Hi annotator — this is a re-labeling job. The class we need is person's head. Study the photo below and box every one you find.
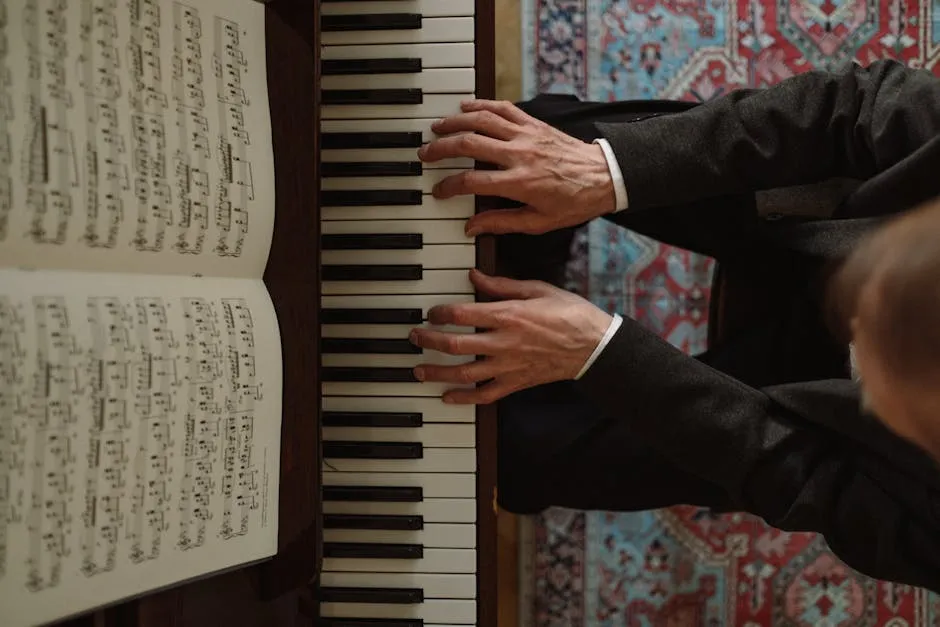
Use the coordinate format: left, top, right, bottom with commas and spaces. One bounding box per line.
827, 196, 940, 459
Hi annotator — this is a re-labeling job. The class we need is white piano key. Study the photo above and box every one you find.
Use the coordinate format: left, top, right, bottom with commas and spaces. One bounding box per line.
321, 195, 476, 221
322, 294, 472, 314
319, 572, 477, 599
323, 351, 471, 368
321, 395, 475, 424
323, 498, 476, 523
322, 448, 476, 473
321, 323, 472, 340
322, 68, 475, 93
322, 93, 471, 120
320, 0, 474, 17
322, 147, 472, 170
322, 42, 475, 69
323, 523, 476, 548
322, 245, 475, 269
321, 170, 465, 194
322, 424, 475, 447
323, 548, 476, 574
322, 218, 470, 243
320, 599, 476, 624
321, 472, 476, 497
322, 269, 473, 295
321, 17, 475, 46
322, 117, 467, 141
323, 380, 468, 397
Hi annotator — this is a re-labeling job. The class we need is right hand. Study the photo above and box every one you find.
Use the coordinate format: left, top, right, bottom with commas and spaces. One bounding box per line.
418, 99, 616, 236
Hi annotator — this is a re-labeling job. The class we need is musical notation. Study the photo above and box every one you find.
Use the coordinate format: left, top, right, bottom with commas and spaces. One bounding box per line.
25, 297, 79, 592
129, 0, 170, 253
80, 297, 132, 577
212, 17, 253, 259
0, 296, 26, 582
22, 0, 79, 246
0, 280, 276, 604
218, 299, 260, 540
81, 0, 127, 250
0, 0, 13, 242
177, 297, 221, 550
173, 3, 210, 255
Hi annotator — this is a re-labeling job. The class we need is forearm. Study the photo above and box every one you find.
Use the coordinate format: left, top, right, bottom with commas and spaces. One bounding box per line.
597, 60, 940, 210
574, 318, 940, 590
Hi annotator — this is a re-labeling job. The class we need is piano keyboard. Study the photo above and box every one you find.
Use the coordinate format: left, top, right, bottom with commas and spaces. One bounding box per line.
317, 0, 484, 623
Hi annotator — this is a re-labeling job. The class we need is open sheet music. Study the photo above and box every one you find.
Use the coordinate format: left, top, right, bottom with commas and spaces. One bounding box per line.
0, 0, 283, 625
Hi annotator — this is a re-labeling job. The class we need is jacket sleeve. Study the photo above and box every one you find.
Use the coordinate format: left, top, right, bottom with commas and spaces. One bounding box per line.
574, 316, 940, 591
597, 59, 940, 210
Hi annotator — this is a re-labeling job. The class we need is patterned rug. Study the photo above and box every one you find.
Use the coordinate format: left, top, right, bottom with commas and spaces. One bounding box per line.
519, 0, 940, 625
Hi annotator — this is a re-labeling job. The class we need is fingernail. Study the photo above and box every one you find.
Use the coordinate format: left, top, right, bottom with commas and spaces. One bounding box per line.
417, 145, 427, 158
413, 367, 425, 381
466, 227, 480, 237
408, 330, 419, 344
442, 394, 454, 404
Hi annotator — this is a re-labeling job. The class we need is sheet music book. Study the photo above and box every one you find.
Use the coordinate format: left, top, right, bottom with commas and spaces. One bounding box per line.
0, 0, 283, 624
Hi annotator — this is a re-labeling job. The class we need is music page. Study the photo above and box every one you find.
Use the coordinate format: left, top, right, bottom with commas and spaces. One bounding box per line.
0, 0, 276, 279
0, 269, 282, 627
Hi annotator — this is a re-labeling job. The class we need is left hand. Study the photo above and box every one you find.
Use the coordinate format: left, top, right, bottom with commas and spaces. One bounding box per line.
409, 269, 614, 404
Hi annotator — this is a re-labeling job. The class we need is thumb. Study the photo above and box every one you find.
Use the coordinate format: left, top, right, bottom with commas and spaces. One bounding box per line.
469, 269, 552, 300
465, 206, 549, 236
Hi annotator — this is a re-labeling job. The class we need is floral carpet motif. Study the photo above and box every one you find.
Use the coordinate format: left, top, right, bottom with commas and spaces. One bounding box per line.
521, 0, 940, 624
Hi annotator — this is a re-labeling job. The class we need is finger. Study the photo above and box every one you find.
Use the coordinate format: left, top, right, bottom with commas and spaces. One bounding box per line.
469, 269, 554, 300
442, 378, 523, 405
413, 359, 506, 385
432, 168, 517, 199
418, 133, 512, 166
460, 99, 536, 126
430, 110, 518, 140
424, 300, 511, 327
409, 327, 499, 355
464, 206, 554, 236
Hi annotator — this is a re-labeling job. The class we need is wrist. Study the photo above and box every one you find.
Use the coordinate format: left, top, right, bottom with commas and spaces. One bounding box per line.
578, 143, 617, 216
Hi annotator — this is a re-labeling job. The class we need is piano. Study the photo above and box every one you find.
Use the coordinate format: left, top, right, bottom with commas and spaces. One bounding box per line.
60, 0, 499, 625
312, 0, 499, 625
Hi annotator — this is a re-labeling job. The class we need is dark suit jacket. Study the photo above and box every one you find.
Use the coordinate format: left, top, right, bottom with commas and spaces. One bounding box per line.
574, 60, 940, 591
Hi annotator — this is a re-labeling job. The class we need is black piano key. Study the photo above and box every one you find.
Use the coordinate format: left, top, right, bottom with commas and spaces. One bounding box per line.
322, 13, 422, 32
318, 587, 424, 605
321, 308, 424, 325
322, 338, 421, 355
323, 89, 423, 106
320, 619, 422, 627
321, 161, 423, 178
323, 441, 423, 459
321, 233, 423, 250
320, 190, 422, 207
324, 514, 424, 530
323, 367, 419, 383
323, 485, 423, 503
324, 542, 423, 560
322, 132, 422, 150
322, 411, 423, 428
322, 265, 423, 282
321, 58, 422, 75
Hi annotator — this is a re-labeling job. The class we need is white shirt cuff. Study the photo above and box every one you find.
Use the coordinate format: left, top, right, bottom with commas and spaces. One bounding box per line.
574, 313, 622, 380
594, 138, 629, 212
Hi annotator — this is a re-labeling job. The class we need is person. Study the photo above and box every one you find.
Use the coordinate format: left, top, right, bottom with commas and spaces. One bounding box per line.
405, 59, 940, 592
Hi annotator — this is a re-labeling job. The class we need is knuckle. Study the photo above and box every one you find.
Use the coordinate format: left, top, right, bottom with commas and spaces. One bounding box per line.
456, 364, 477, 383
456, 133, 476, 151
442, 334, 463, 354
